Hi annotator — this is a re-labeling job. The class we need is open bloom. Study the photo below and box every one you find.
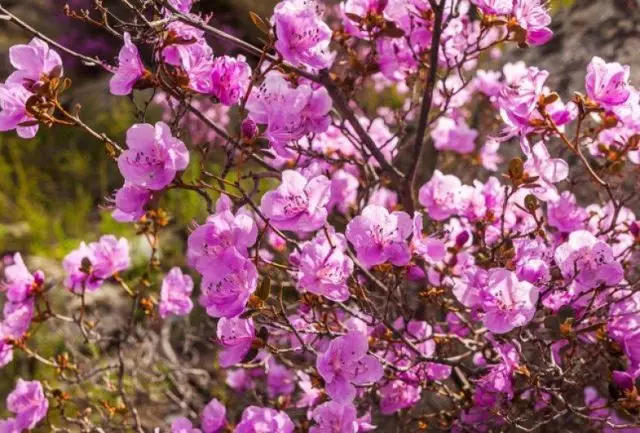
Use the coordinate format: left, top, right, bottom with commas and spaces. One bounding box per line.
7, 38, 63, 89
199, 258, 258, 318
260, 170, 331, 232
200, 398, 226, 433
110, 32, 146, 95
480, 268, 539, 334
316, 330, 384, 403
0, 83, 39, 139
290, 230, 354, 302
159, 267, 194, 319
379, 380, 422, 415
6, 379, 48, 431
419, 170, 470, 221
272, 0, 334, 70
471, 0, 512, 15
216, 317, 255, 367
171, 418, 201, 433
235, 406, 294, 433
547, 191, 587, 233
554, 230, 624, 291
210, 55, 251, 106
2, 301, 34, 339
3, 253, 44, 304
346, 205, 412, 268
310, 401, 358, 433
585, 56, 632, 110
118, 122, 189, 190
112, 183, 152, 222
512, 0, 553, 46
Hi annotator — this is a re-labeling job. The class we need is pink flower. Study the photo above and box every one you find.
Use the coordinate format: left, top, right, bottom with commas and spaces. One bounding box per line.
585, 56, 632, 110
110, 32, 146, 95
112, 183, 152, 222
316, 330, 383, 403
522, 141, 569, 201
346, 204, 412, 268
6, 379, 48, 431
0, 83, 39, 139
159, 267, 194, 319
161, 22, 205, 66
0, 337, 13, 368
199, 258, 258, 318
480, 268, 539, 334
180, 41, 215, 94
167, 0, 193, 13
470, 0, 512, 15
290, 230, 354, 302
554, 230, 624, 291
328, 169, 359, 214
210, 55, 251, 106
3, 253, 44, 304
171, 418, 201, 433
216, 317, 255, 367
310, 401, 359, 433
430, 117, 478, 154
272, 0, 334, 70
260, 170, 331, 232
118, 122, 189, 190
547, 191, 587, 233
200, 399, 226, 433
7, 38, 63, 89
2, 301, 34, 339
235, 407, 294, 433
419, 170, 471, 221
267, 359, 295, 398
499, 66, 548, 131
379, 380, 422, 415
512, 0, 553, 46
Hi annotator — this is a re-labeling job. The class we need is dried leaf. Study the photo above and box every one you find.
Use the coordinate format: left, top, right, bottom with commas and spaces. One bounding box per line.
249, 11, 270, 34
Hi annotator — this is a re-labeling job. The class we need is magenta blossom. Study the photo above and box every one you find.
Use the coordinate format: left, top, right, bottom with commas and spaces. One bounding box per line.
6, 379, 48, 431
266, 359, 295, 398
260, 170, 331, 233
2, 301, 34, 339
210, 55, 251, 106
431, 117, 478, 154
272, 0, 334, 70
346, 204, 412, 268
3, 253, 44, 304
585, 56, 632, 110
310, 401, 358, 433
234, 407, 294, 433
554, 230, 624, 291
471, 0, 512, 15
118, 122, 189, 190
316, 330, 384, 403
290, 230, 354, 302
159, 267, 194, 319
200, 398, 226, 433
110, 32, 146, 96
379, 380, 422, 415
216, 316, 255, 367
7, 38, 63, 89
512, 0, 553, 46
112, 183, 152, 222
0, 83, 38, 139
199, 258, 258, 318
480, 268, 539, 334
0, 337, 13, 368
547, 191, 587, 233
171, 418, 201, 433
419, 170, 471, 221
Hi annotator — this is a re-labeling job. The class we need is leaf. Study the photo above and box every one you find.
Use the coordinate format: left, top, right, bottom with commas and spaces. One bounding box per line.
508, 157, 524, 178
256, 277, 271, 301
249, 11, 270, 34
524, 194, 539, 212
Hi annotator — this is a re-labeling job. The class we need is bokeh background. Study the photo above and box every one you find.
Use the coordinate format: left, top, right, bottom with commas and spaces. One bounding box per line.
0, 0, 639, 423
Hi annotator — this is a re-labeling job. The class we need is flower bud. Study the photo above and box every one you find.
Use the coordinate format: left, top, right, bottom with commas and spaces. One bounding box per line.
241, 118, 258, 141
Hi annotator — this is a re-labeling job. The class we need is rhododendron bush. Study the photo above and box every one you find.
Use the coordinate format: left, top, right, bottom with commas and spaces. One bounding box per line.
1, 0, 640, 431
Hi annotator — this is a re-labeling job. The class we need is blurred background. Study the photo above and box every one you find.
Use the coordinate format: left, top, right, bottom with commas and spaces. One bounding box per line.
0, 0, 639, 423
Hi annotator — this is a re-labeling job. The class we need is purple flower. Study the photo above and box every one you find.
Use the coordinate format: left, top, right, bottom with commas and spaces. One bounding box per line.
585, 56, 632, 110
171, 418, 201, 433
0, 83, 38, 139
272, 0, 334, 70
431, 117, 478, 154
112, 183, 152, 222
470, 0, 512, 15
290, 230, 354, 302
547, 191, 587, 233
316, 330, 383, 403
512, 0, 553, 46
161, 22, 205, 66
554, 230, 624, 291
346, 204, 412, 268
167, 0, 193, 13
379, 380, 422, 415
266, 359, 295, 398
6, 379, 48, 430
260, 170, 331, 233
216, 316, 255, 367
210, 55, 251, 106
328, 169, 359, 214
159, 267, 194, 319
480, 268, 539, 334
309, 401, 358, 433
2, 301, 34, 339
7, 38, 63, 89
419, 170, 470, 221
200, 398, 226, 433
180, 41, 215, 94
234, 406, 294, 433
0, 337, 13, 368
110, 32, 146, 96
0, 418, 18, 433
199, 258, 258, 318
3, 253, 43, 303
499, 66, 548, 131
118, 122, 189, 191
